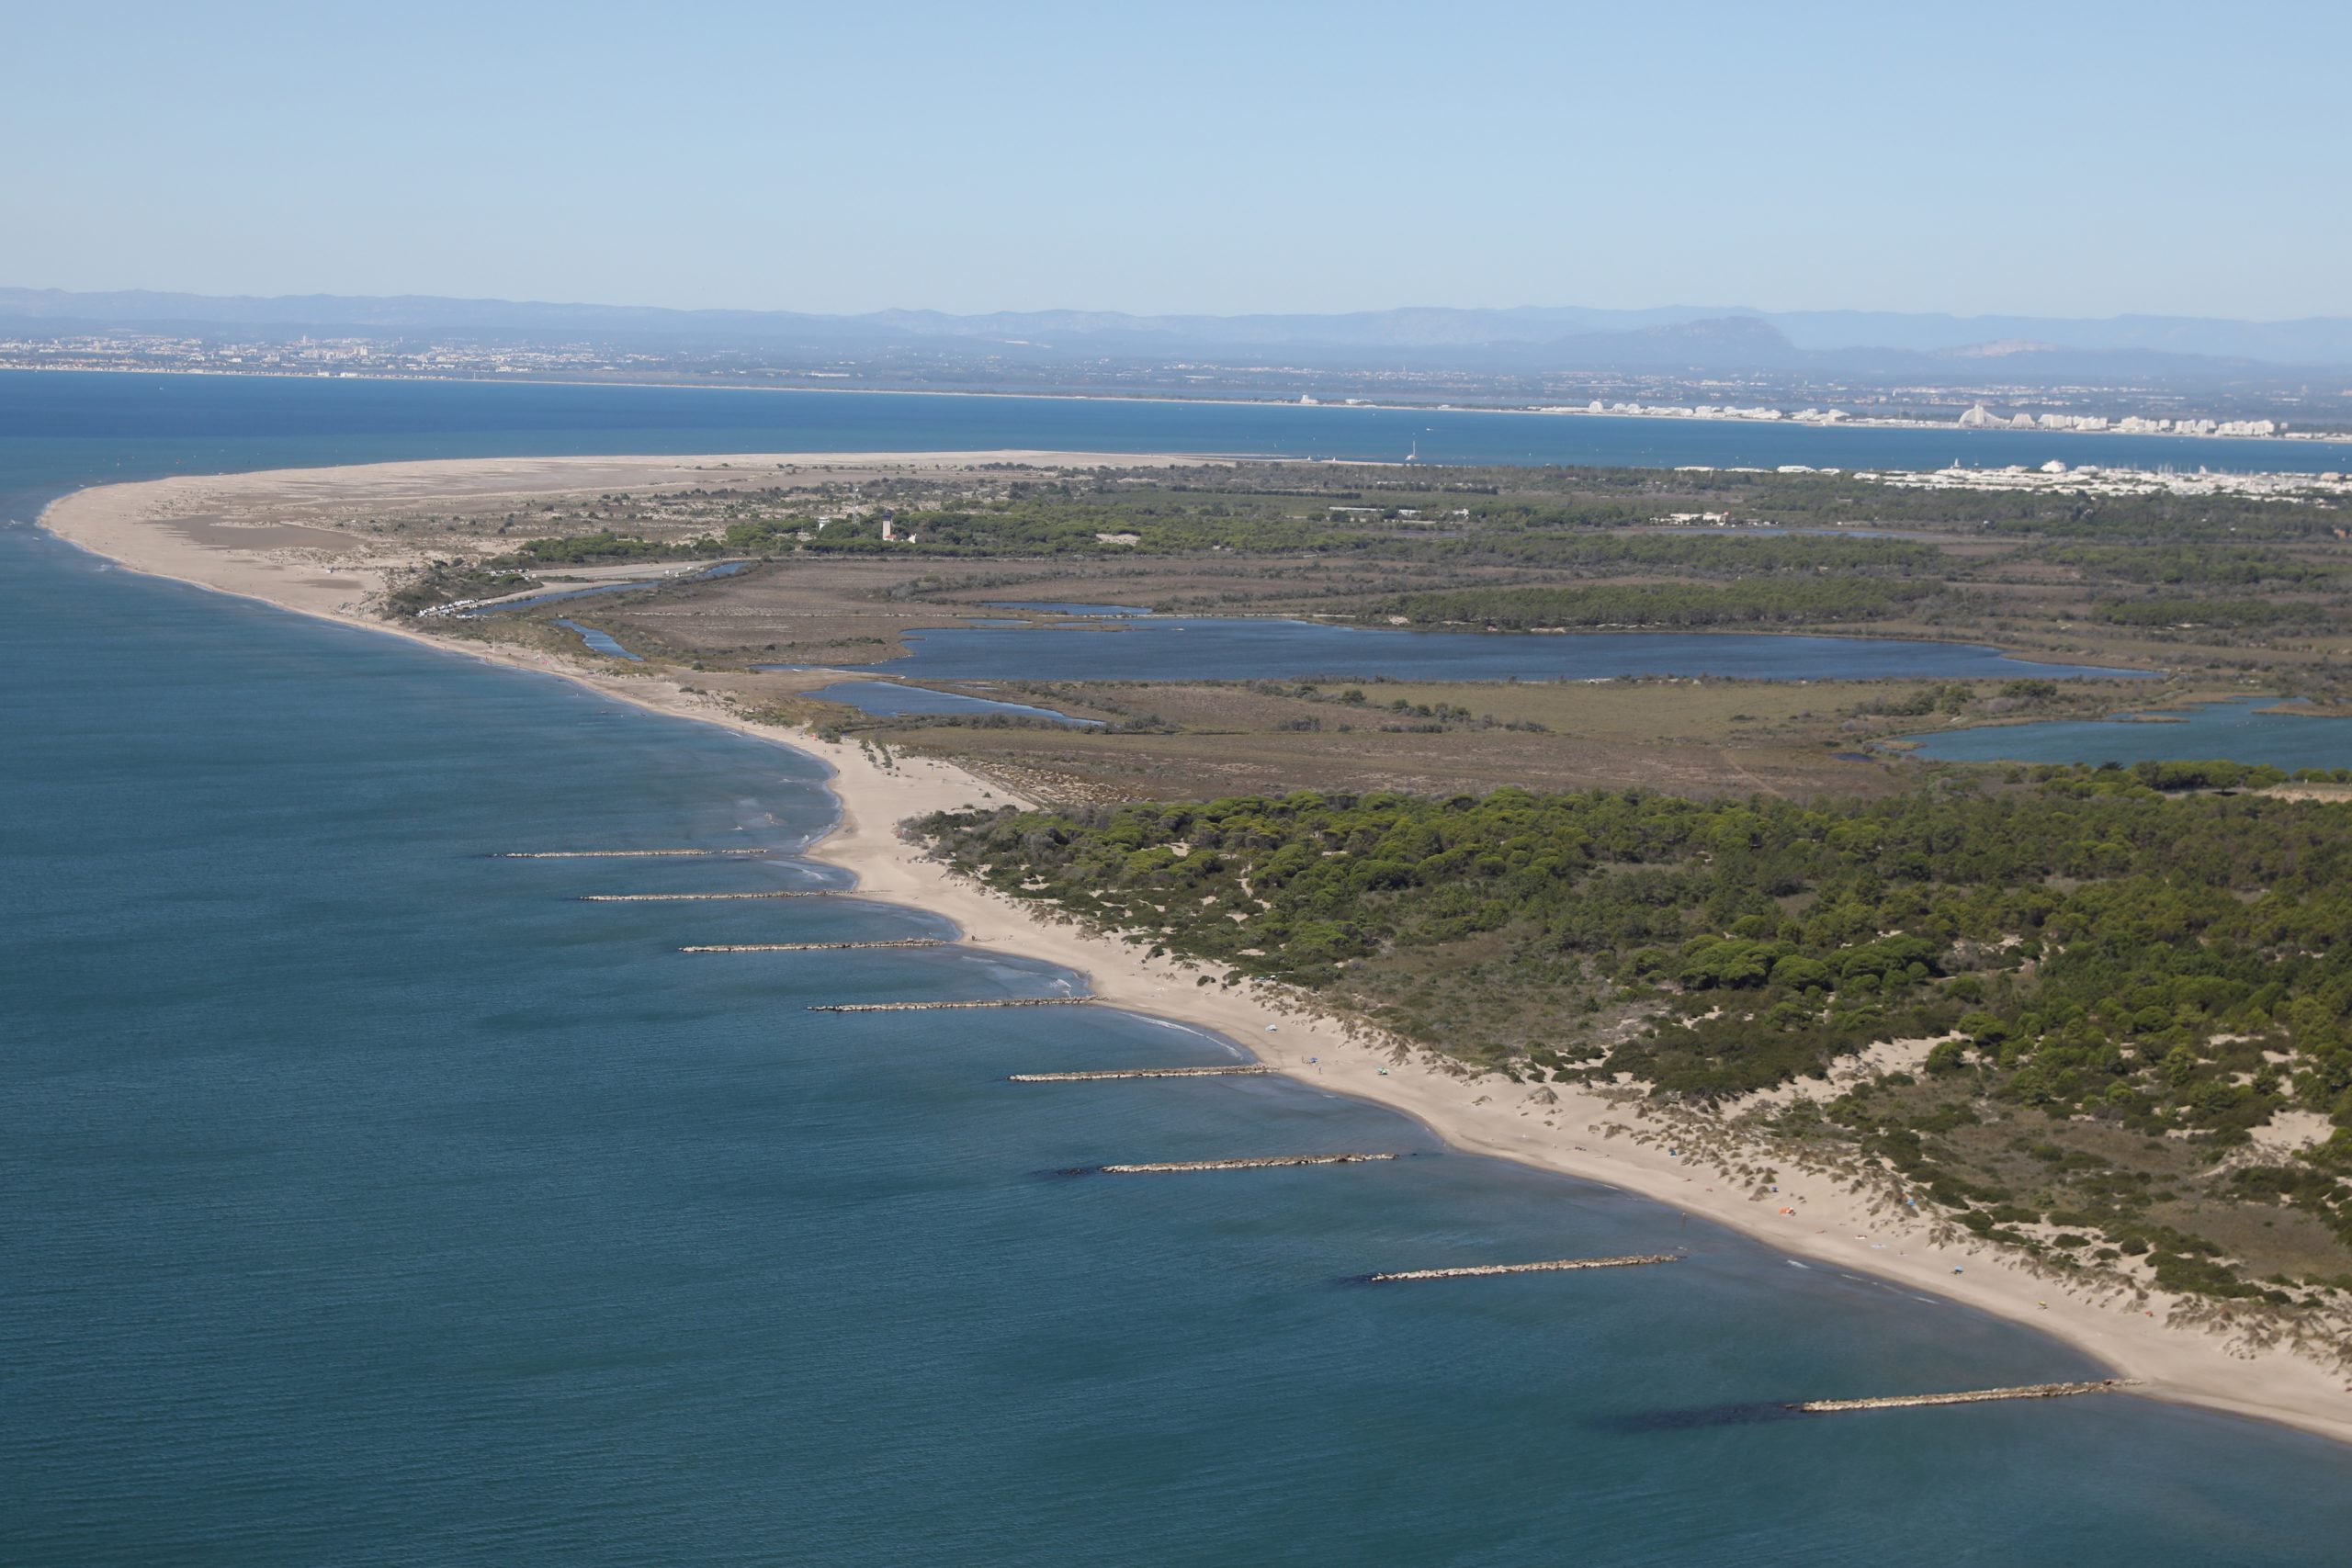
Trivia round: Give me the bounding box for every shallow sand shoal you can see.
[39,453,2352,1449]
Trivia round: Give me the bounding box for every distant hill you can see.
[6,288,2349,373]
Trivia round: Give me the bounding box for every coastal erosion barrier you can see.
[582,891,835,902]
[1369,1254,1680,1283]
[1788,1379,2140,1416]
[490,849,770,859]
[809,998,1094,1013]
[682,940,946,953]
[1074,1154,1399,1176]
[1603,1377,2142,1435]
[1009,1066,1274,1082]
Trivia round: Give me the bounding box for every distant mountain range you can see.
[6,288,2350,376]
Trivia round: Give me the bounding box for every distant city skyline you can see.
[9,1,2349,321]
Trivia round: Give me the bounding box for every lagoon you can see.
[1901,697,2352,771]
[552,617,640,660]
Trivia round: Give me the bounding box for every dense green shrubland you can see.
[923,773,2352,1289]
[926,770,2350,1104]
[504,530,725,565]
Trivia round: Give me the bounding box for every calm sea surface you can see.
[8,368,2349,473]
[6,373,2351,1564]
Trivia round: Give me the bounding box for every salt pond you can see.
[1900,697,2352,771]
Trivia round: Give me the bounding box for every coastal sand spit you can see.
[39,453,2352,1449]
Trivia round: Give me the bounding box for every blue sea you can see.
[8,368,2349,474]
[6,372,2351,1564]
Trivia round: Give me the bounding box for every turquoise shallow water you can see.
[6,375,2352,1564]
[1903,698,2352,770]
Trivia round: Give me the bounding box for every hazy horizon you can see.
[8,1,2347,321]
[11,284,2352,330]
[17,285,2352,377]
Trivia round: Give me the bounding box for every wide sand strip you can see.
[40,454,2352,1448]
[33,449,1213,619]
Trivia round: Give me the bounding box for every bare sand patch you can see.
[163,518,364,553]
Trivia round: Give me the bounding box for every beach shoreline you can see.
[38,453,2352,1450]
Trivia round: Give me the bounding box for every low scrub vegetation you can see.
[924,774,2352,1297]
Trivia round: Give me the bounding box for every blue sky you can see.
[6,0,2346,319]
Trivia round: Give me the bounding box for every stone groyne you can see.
[1789,1379,2140,1415]
[1008,1066,1274,1082]
[808,997,1095,1013]
[1093,1153,1398,1175]
[582,891,836,901]
[1370,1254,1680,1283]
[490,849,769,859]
[681,940,947,953]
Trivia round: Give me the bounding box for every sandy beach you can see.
[40,453,2352,1449]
